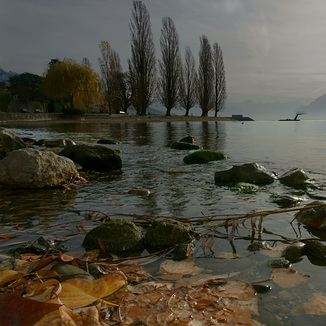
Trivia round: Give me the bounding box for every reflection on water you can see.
[3,120,326,325]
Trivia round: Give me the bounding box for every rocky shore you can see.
[0,112,235,125]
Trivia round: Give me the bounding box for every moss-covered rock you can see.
[279,168,309,189]
[59,144,122,172]
[214,163,275,185]
[183,150,226,165]
[144,219,199,251]
[83,219,143,255]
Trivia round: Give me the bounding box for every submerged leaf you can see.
[271,268,309,288]
[304,293,326,315]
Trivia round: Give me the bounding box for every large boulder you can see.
[0,148,78,188]
[144,219,199,251]
[0,127,26,159]
[279,168,309,189]
[295,201,326,230]
[59,144,122,172]
[214,163,275,185]
[83,219,144,255]
[183,150,226,165]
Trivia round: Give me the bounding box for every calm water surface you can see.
[2,120,326,325]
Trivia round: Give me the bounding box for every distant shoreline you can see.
[0,113,236,125]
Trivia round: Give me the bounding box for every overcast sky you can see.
[1,0,326,104]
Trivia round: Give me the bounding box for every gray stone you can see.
[279,168,309,188]
[51,262,94,281]
[214,163,276,185]
[144,219,199,251]
[295,201,326,230]
[183,150,226,165]
[83,219,144,255]
[0,127,26,159]
[59,144,122,172]
[0,148,78,188]
[271,194,304,208]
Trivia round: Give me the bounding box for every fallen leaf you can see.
[271,268,309,288]
[0,292,61,326]
[58,272,127,309]
[0,233,16,239]
[304,293,326,315]
[159,259,203,276]
[0,269,25,286]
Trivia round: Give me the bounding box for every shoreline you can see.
[0,113,236,125]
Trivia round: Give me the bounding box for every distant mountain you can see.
[297,93,326,119]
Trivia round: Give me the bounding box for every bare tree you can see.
[98,41,129,114]
[213,42,227,117]
[128,0,156,115]
[159,17,182,116]
[98,40,113,114]
[179,46,198,116]
[198,35,214,117]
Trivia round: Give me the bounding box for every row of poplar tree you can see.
[44,1,227,117]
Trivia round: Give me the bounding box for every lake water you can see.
[2,119,326,325]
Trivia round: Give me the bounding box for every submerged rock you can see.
[214,163,275,185]
[59,144,122,172]
[171,136,200,150]
[279,168,309,189]
[171,141,200,150]
[271,194,304,208]
[0,127,26,159]
[97,138,119,145]
[144,219,199,251]
[83,219,144,255]
[51,262,94,281]
[183,150,226,165]
[295,201,326,230]
[0,148,78,188]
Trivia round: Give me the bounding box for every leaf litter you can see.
[2,204,326,324]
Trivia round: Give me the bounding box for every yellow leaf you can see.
[304,293,326,315]
[271,268,309,288]
[58,273,126,309]
[0,269,25,286]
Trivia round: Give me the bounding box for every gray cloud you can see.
[1,0,326,103]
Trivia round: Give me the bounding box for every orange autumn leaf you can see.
[304,293,326,315]
[0,292,61,326]
[271,268,309,288]
[58,272,127,309]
